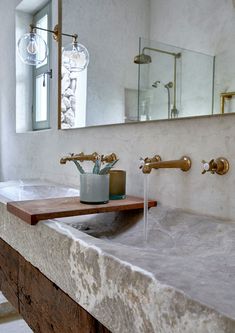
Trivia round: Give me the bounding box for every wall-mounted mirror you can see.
[58,0,235,129]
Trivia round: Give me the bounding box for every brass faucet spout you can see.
[60,157,68,164]
[60,152,118,165]
[60,152,98,164]
[142,156,191,173]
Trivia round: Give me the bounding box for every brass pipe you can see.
[173,55,177,111]
[220,95,225,115]
[30,24,77,42]
[142,47,180,58]
[142,47,180,118]
[142,156,191,174]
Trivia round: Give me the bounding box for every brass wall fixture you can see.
[201,157,229,175]
[220,92,235,114]
[17,19,89,68]
[60,152,117,164]
[140,155,191,174]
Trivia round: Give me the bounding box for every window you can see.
[32,2,51,130]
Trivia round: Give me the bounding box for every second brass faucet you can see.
[141,155,191,174]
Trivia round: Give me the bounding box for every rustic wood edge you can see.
[0,238,111,333]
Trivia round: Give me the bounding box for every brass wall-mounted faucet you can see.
[201,157,229,175]
[140,155,191,174]
[60,152,97,164]
[60,152,117,164]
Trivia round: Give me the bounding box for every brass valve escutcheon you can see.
[139,155,161,170]
[201,157,229,175]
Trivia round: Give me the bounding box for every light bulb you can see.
[62,41,89,72]
[72,42,89,71]
[17,31,48,66]
[26,35,38,55]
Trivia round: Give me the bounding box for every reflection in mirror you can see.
[137,38,214,120]
[60,0,235,129]
[61,0,146,129]
[61,35,88,129]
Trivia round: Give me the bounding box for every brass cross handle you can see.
[201,157,229,175]
[101,153,118,163]
[139,155,161,169]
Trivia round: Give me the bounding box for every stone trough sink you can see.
[0,180,235,333]
[59,206,235,333]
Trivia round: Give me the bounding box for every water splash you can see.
[143,174,149,242]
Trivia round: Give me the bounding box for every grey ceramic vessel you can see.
[80,173,110,204]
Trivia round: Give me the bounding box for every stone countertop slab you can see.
[0,181,235,332]
[0,179,80,204]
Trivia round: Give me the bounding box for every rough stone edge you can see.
[0,203,234,333]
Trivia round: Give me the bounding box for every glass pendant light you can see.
[18,25,89,71]
[18,28,48,66]
[62,36,89,72]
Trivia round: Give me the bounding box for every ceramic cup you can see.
[80,173,109,204]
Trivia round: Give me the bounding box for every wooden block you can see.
[7,196,157,225]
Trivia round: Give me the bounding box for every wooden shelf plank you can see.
[7,196,157,225]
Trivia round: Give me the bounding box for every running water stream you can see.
[143,174,149,242]
[143,173,175,246]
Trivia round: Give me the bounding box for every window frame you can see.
[32,2,51,130]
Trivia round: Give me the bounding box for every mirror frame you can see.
[58,0,62,129]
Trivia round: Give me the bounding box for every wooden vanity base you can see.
[0,238,111,333]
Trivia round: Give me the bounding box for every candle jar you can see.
[109,170,126,200]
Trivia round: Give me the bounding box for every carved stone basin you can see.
[60,208,176,252]
[59,206,235,329]
[60,206,235,256]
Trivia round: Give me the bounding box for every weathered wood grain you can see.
[0,238,111,333]
[7,196,157,225]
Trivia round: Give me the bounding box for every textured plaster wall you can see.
[1,0,235,220]
[149,0,231,55]
[62,0,150,126]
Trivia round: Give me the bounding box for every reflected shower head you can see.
[152,80,161,88]
[134,53,152,64]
